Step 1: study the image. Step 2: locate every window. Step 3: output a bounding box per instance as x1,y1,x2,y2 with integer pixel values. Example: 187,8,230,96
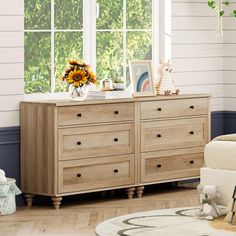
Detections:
25,0,160,95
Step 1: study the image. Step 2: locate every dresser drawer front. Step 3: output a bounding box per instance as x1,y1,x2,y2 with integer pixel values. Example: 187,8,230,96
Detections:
58,124,134,160
141,149,203,183
57,102,134,126
58,155,134,193
140,98,208,120
141,117,208,152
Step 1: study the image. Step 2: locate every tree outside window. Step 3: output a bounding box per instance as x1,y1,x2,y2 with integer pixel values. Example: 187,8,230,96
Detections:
25,0,155,94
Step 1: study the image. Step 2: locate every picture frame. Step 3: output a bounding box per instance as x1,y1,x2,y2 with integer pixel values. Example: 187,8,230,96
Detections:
129,60,155,97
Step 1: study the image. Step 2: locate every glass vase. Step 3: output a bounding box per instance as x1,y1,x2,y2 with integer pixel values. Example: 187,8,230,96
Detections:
68,84,89,101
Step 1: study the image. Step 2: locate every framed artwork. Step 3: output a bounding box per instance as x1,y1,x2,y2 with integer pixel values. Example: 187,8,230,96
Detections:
129,60,155,97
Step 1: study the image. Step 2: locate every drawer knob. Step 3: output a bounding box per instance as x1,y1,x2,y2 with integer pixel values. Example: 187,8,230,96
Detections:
114,111,119,115
190,105,195,109
77,113,82,117
114,138,119,142
157,134,162,138
77,173,82,177
189,160,194,164
114,169,119,173
189,131,194,135
157,108,162,111
77,141,82,145
157,164,162,168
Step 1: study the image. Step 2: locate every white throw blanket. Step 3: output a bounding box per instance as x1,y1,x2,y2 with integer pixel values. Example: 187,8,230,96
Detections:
213,134,236,142
205,134,236,171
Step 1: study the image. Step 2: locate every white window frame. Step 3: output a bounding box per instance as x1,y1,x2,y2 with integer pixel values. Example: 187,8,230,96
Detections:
24,0,170,100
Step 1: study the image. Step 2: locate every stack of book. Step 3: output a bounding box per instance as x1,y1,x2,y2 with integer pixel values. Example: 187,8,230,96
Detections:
86,90,132,100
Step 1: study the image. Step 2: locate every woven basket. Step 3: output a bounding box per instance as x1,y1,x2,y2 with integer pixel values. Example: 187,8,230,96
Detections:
0,178,17,216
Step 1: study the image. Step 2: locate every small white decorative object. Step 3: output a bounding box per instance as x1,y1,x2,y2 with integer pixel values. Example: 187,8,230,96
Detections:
196,184,227,221
113,82,125,90
155,60,179,96
0,169,7,183
100,79,113,91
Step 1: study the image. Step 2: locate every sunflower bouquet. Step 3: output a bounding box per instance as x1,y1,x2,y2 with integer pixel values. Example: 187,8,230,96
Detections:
61,60,97,88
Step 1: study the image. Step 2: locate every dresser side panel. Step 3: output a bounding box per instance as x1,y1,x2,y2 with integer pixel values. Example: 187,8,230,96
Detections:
20,103,56,195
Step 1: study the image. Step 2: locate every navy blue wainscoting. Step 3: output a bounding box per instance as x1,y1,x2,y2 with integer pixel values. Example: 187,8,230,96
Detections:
0,126,24,205
224,111,236,135
211,111,224,139
211,111,236,138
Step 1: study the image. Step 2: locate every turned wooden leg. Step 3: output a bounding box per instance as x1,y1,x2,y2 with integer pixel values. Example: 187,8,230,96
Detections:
51,197,62,210
136,186,145,198
25,194,35,207
126,187,135,199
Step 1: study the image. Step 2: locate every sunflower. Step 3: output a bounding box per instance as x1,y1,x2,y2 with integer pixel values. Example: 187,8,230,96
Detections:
68,70,86,87
85,67,97,83
61,59,96,89
88,71,96,83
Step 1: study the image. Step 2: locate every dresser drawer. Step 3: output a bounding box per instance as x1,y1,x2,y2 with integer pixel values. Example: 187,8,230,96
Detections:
141,117,208,152
58,155,134,193
57,102,134,126
141,148,204,183
58,123,134,160
140,98,208,120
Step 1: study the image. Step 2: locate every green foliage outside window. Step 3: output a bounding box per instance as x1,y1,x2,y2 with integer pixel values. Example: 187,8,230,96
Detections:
24,32,51,94
25,0,153,94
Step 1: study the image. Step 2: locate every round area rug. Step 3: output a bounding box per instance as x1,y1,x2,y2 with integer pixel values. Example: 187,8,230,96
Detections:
95,207,236,236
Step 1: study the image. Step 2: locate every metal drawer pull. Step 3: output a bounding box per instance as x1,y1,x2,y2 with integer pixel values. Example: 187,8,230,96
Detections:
77,141,82,145
77,173,82,177
114,111,119,115
157,108,162,111
157,164,162,168
77,113,82,117
157,134,162,138
190,105,195,109
114,169,119,173
189,160,194,164
114,138,119,142
189,131,194,135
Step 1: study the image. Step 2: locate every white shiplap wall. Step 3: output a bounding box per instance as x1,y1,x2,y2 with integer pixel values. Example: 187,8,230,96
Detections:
223,4,236,111
171,0,225,111
0,0,24,127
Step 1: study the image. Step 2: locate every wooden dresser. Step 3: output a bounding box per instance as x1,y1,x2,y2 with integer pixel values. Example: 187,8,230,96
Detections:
20,94,210,209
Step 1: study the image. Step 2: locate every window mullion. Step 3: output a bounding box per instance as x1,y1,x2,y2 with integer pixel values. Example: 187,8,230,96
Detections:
83,0,96,72
123,0,127,86
159,0,171,62
164,0,172,61
152,0,160,81
51,0,55,93
91,0,97,73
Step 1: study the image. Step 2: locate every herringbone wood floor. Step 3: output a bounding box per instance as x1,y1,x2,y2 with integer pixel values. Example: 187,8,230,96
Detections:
0,185,200,236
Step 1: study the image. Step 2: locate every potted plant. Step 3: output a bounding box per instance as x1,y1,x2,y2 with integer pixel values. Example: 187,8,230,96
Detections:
113,77,125,90
208,0,236,17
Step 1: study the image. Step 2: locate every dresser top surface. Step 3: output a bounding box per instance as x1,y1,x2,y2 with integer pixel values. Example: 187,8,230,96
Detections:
22,94,211,107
